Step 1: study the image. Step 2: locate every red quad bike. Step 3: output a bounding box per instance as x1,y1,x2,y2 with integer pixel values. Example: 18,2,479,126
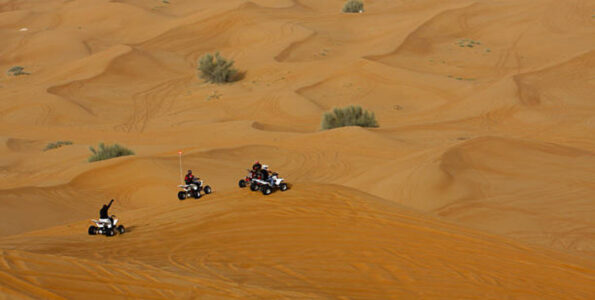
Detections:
238,169,263,191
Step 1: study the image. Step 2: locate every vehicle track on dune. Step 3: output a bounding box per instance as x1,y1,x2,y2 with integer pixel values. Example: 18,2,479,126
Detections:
115,76,191,133
0,0,25,13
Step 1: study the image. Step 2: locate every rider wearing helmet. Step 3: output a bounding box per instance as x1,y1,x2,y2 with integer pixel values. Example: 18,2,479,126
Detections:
184,170,196,185
251,161,262,179
261,165,276,186
185,170,201,190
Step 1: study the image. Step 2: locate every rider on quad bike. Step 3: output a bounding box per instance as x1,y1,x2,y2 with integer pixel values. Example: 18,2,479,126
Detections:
185,170,201,188
239,161,263,189
89,199,125,236
99,199,114,226
251,161,262,178
260,165,276,186
178,170,212,200
239,162,289,194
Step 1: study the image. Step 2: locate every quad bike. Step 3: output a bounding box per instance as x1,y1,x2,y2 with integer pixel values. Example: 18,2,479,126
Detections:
238,169,262,191
88,215,125,237
251,173,289,195
178,179,212,200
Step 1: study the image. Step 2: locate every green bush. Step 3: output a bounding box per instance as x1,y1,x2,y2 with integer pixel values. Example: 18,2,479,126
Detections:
197,52,238,84
321,105,378,130
88,143,134,162
342,0,364,13
7,66,29,76
44,141,73,151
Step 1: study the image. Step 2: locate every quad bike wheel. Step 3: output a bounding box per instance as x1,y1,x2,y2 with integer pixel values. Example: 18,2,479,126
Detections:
117,225,125,234
280,183,288,191
204,185,212,194
178,191,187,200
250,183,259,191
239,180,246,188
88,226,97,235
193,190,201,199
261,186,272,195
106,228,115,237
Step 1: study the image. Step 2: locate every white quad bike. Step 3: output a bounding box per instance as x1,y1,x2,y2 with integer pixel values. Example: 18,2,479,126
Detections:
251,173,289,195
88,215,125,237
178,179,212,200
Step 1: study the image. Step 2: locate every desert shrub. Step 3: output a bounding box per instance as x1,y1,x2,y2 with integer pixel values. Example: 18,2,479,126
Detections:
342,0,364,13
321,105,378,130
197,52,238,84
44,141,73,151
7,66,28,76
88,142,134,162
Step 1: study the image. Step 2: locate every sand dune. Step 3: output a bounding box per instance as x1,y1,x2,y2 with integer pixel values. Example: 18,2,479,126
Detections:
2,185,595,299
1,0,594,298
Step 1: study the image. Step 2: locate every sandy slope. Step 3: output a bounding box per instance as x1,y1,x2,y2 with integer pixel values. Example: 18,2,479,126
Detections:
1,0,595,298
2,185,595,299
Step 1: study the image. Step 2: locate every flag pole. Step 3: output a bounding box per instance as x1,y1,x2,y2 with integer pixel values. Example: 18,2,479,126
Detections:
178,151,183,185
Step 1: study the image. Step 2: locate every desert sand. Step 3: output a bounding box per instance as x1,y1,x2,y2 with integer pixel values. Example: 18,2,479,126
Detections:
1,0,594,298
